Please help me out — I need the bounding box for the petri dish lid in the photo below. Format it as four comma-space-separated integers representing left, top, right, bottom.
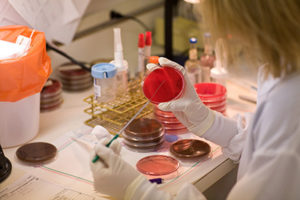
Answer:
125, 118, 163, 138
170, 139, 211, 158
194, 83, 226, 99
154, 107, 176, 118
143, 66, 185, 104
136, 155, 179, 176
16, 142, 57, 163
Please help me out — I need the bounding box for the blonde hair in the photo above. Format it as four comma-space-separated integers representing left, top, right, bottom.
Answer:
199, 0, 300, 77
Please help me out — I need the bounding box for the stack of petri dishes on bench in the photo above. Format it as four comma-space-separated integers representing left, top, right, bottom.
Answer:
194, 82, 227, 115
40, 78, 63, 112
154, 105, 188, 135
123, 118, 165, 151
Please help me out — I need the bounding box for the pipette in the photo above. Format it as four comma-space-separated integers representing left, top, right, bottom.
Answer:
92, 80, 166, 163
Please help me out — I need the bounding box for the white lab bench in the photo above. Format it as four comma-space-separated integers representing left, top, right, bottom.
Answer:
1, 78, 256, 198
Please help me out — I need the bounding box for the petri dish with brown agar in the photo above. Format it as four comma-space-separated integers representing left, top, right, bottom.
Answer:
143, 66, 185, 104
16, 142, 57, 163
170, 139, 211, 158
125, 118, 164, 139
136, 155, 179, 176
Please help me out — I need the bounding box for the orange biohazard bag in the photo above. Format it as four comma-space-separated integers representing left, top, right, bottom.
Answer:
0, 25, 52, 102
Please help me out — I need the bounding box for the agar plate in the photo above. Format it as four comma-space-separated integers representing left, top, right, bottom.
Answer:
136, 155, 179, 176
170, 139, 211, 158
125, 118, 163, 138
16, 142, 57, 163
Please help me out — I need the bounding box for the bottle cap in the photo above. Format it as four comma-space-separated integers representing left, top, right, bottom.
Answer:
189, 37, 197, 44
148, 56, 159, 64
138, 33, 145, 48
91, 63, 117, 79
145, 31, 152, 46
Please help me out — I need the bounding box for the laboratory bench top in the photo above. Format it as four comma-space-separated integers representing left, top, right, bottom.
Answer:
1, 78, 256, 199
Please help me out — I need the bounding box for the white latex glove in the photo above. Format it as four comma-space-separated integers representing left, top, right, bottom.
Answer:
90, 138, 140, 200
147, 57, 215, 136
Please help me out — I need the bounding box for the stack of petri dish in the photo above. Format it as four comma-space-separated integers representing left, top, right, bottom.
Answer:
194, 83, 227, 115
57, 63, 93, 91
40, 78, 63, 112
154, 105, 188, 135
123, 118, 165, 151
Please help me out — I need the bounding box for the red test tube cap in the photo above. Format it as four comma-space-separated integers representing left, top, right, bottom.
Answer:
138, 33, 145, 48
145, 31, 152, 46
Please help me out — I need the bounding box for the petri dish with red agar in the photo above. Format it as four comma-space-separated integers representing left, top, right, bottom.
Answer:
170, 139, 211, 158
136, 155, 179, 176
143, 66, 185, 104
40, 78, 63, 112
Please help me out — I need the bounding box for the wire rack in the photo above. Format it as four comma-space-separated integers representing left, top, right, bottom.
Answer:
83, 79, 154, 134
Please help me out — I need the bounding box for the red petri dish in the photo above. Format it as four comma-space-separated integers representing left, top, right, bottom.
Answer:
163, 122, 186, 130
194, 83, 226, 100
155, 114, 181, 123
41, 79, 62, 99
165, 127, 189, 135
154, 107, 176, 118
143, 66, 185, 104
170, 139, 211, 158
136, 155, 179, 176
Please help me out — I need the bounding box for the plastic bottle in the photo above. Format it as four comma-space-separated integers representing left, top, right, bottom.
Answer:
200, 33, 216, 82
184, 37, 201, 85
110, 28, 128, 95
92, 63, 117, 103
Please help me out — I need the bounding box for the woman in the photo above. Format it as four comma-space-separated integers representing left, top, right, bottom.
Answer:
90, 0, 300, 199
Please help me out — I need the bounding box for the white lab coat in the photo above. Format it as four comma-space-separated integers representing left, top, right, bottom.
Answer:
126, 68, 300, 200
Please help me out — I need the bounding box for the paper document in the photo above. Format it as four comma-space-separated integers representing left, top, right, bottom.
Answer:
0, 174, 107, 200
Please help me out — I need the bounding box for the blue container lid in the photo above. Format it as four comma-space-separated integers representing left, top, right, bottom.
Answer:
91, 63, 117, 79
189, 37, 197, 44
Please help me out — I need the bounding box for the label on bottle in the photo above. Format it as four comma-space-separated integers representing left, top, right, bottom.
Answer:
94, 83, 101, 98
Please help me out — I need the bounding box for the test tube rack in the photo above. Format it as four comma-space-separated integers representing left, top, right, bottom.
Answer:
83, 79, 153, 134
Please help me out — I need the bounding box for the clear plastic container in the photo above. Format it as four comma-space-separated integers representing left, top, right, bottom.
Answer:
91, 63, 117, 103
185, 37, 202, 84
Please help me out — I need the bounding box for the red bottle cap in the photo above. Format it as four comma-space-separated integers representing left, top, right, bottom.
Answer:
138, 33, 145, 48
145, 31, 152, 46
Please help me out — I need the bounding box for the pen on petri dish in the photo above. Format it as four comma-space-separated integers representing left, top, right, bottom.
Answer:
137, 33, 145, 78
144, 31, 152, 66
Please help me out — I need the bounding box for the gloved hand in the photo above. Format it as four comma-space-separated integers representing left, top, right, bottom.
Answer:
90, 138, 140, 200
147, 57, 215, 136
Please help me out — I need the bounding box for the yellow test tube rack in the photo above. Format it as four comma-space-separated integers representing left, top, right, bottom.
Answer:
83, 79, 153, 134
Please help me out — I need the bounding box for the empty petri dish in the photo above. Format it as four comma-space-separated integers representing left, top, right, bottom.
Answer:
136, 155, 179, 176
16, 142, 57, 163
125, 118, 164, 139
170, 139, 211, 158
143, 66, 185, 104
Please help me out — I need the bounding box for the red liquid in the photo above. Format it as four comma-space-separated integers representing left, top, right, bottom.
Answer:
143, 66, 184, 104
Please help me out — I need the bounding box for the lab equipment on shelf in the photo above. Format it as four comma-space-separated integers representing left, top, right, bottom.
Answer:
200, 32, 215, 82
185, 37, 202, 84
